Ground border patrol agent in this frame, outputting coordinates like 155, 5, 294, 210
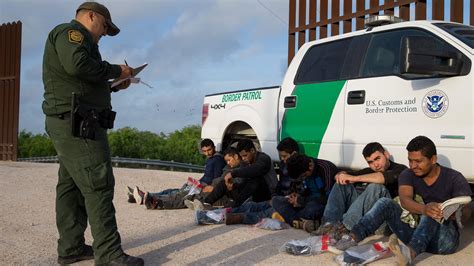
42, 2, 143, 265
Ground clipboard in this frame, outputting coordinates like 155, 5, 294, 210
111, 63, 148, 88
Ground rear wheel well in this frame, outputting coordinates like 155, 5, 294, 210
221, 121, 260, 152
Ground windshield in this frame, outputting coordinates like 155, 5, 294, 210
434, 22, 474, 49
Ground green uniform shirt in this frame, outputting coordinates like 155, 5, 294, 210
42, 20, 122, 116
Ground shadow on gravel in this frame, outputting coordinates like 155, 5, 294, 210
189, 230, 289, 264
121, 220, 209, 250
123, 223, 239, 264
456, 219, 474, 251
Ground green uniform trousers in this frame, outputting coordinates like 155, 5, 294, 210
46, 115, 123, 264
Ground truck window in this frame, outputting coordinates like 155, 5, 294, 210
295, 38, 353, 84
360, 28, 462, 78
434, 23, 474, 49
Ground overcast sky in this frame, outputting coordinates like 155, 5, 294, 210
2, 0, 470, 135
1, 0, 289, 134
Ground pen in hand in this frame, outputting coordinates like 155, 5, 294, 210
124, 59, 133, 76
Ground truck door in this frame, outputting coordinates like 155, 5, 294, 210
343, 27, 473, 169
280, 38, 353, 165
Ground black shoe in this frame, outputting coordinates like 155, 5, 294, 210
57, 244, 94, 265
126, 186, 136, 203
103, 253, 144, 266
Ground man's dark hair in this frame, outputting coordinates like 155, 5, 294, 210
406, 135, 437, 158
362, 142, 385, 158
236, 138, 255, 152
223, 147, 239, 157
286, 154, 311, 179
200, 138, 215, 148
277, 137, 300, 153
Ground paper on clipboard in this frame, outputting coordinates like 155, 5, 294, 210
111, 63, 148, 88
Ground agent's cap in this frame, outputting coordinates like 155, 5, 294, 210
77, 1, 120, 36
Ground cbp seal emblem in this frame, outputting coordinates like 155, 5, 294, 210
422, 90, 448, 118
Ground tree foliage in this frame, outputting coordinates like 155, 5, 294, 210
18, 125, 205, 165
18, 130, 57, 157
161, 125, 204, 165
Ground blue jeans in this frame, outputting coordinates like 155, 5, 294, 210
151, 188, 180, 196
271, 196, 325, 224
352, 198, 460, 256
232, 201, 274, 224
322, 183, 391, 229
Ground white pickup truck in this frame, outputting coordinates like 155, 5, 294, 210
201, 16, 474, 183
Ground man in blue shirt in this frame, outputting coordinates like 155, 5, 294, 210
199, 138, 227, 186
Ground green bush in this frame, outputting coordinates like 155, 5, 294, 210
18, 125, 205, 165
18, 130, 56, 157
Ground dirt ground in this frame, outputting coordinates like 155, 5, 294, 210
1, 161, 473, 265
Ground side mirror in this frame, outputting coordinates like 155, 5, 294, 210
400, 36, 463, 76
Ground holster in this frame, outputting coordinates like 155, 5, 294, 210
98, 109, 116, 129
71, 93, 116, 140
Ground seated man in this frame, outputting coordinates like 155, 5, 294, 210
223, 137, 301, 225
272, 154, 338, 232
314, 142, 407, 237
276, 137, 299, 196
198, 138, 228, 187
200, 138, 277, 208
333, 136, 472, 265
126, 138, 226, 209
185, 147, 246, 210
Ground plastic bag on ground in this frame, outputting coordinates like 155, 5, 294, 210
334, 241, 391, 265
280, 235, 335, 256
254, 218, 289, 230
186, 177, 203, 197
195, 209, 226, 225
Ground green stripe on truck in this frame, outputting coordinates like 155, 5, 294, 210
281, 80, 346, 157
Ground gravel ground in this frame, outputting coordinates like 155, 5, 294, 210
0, 161, 473, 265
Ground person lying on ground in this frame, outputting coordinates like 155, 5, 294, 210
125, 138, 226, 209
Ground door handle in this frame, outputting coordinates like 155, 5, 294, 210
347, 90, 365, 105
284, 96, 297, 108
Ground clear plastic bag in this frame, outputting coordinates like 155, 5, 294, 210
334, 241, 391, 265
195, 209, 226, 225
254, 218, 289, 230
280, 235, 335, 256
186, 177, 203, 197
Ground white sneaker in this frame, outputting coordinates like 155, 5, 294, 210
193, 199, 205, 210
125, 186, 135, 203
133, 186, 145, 205
184, 199, 195, 210
388, 234, 412, 266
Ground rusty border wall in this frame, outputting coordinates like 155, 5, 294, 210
0, 21, 22, 161
288, 0, 474, 64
